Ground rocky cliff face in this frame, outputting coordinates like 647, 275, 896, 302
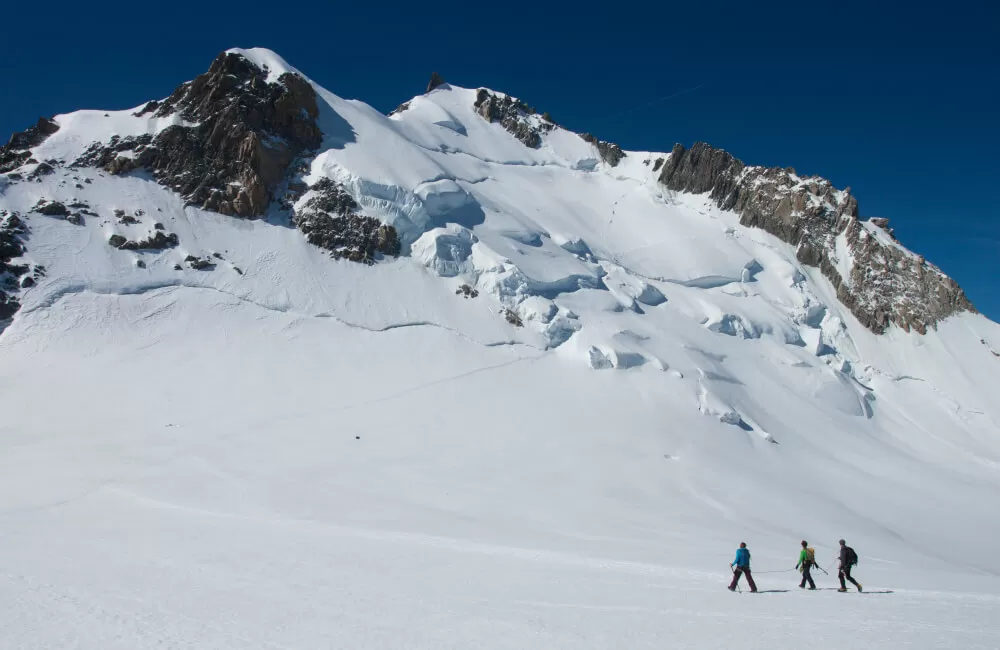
473, 89, 553, 148
292, 178, 400, 263
658, 142, 975, 333
579, 133, 626, 167
0, 118, 59, 175
0, 211, 45, 320
76, 52, 323, 218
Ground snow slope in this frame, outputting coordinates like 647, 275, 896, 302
0, 47, 998, 648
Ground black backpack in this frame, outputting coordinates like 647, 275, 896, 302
845, 546, 858, 566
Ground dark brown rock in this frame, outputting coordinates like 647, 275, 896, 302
184, 255, 215, 270
658, 142, 975, 334
292, 178, 400, 263
27, 161, 56, 180
0, 210, 32, 321
426, 72, 446, 93
473, 89, 551, 149
503, 308, 523, 327
388, 101, 411, 117
580, 133, 626, 167
0, 293, 17, 320
33, 200, 70, 217
108, 231, 179, 251
73, 52, 323, 218
134, 100, 160, 117
0, 117, 59, 174
868, 217, 896, 240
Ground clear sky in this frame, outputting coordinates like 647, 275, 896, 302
3, 0, 998, 321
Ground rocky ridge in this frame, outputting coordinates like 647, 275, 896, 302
473, 89, 554, 149
658, 142, 975, 333
579, 133, 626, 167
76, 52, 323, 218
0, 52, 979, 336
0, 118, 59, 174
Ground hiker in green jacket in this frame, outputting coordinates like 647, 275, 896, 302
795, 540, 818, 590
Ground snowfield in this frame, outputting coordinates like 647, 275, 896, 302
0, 47, 998, 648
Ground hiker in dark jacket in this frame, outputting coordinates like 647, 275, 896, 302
838, 539, 863, 592
728, 542, 757, 592
795, 540, 817, 590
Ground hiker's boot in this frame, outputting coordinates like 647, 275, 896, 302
857, 583, 863, 592
837, 587, 848, 592
728, 586, 736, 592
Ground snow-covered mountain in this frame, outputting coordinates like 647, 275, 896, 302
1, 48, 998, 648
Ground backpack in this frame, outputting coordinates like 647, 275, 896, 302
806, 547, 816, 564
845, 546, 858, 566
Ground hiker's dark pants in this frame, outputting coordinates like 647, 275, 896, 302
799, 563, 816, 589
730, 567, 757, 591
839, 565, 859, 589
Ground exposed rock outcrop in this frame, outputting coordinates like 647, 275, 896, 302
74, 134, 154, 173
658, 142, 975, 333
32, 200, 70, 217
580, 133, 626, 167
27, 161, 57, 180
184, 255, 215, 270
108, 231, 179, 251
1, 212, 41, 320
0, 117, 59, 174
426, 72, 446, 94
868, 217, 896, 240
388, 101, 411, 117
292, 178, 400, 264
473, 89, 552, 148
74, 52, 323, 218
502, 308, 524, 327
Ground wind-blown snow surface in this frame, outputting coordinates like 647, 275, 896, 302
1, 48, 999, 648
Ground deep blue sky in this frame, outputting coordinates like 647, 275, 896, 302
4, 0, 998, 320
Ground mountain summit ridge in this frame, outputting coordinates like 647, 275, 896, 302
0, 48, 976, 338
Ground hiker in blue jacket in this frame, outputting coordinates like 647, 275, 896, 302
729, 542, 758, 592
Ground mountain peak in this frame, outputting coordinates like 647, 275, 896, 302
426, 72, 447, 94
0, 47, 983, 340
224, 47, 302, 83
